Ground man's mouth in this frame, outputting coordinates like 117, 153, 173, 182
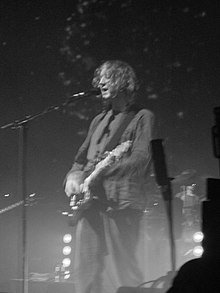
101, 87, 109, 94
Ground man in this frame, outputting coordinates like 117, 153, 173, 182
64, 60, 154, 293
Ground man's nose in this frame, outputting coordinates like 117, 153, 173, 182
99, 77, 106, 87
99, 82, 105, 87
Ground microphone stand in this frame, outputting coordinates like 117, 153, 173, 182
0, 91, 97, 293
151, 139, 176, 291
212, 107, 220, 176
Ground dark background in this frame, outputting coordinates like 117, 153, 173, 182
0, 0, 219, 290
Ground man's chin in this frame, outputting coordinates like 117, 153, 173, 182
101, 94, 111, 100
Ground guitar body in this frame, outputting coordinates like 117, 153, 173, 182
68, 140, 132, 226
68, 203, 91, 226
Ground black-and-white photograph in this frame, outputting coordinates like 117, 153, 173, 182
0, 1, 219, 292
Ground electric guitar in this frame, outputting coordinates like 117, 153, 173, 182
68, 140, 132, 224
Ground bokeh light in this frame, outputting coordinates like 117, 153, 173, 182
193, 245, 204, 257
63, 234, 72, 244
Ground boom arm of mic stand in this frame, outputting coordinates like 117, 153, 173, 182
0, 92, 91, 130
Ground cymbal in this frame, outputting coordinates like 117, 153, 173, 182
172, 169, 197, 184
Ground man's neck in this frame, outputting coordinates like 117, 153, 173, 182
111, 95, 127, 113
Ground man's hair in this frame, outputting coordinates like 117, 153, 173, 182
92, 60, 139, 94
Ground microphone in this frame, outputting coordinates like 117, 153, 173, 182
69, 88, 101, 99
65, 88, 101, 106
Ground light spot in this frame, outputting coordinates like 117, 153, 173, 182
177, 112, 184, 119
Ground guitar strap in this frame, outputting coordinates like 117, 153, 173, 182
103, 110, 136, 153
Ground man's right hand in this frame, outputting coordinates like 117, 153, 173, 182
64, 173, 82, 197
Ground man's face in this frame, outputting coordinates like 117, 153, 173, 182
98, 66, 118, 100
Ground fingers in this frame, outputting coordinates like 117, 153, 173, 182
79, 183, 84, 193
65, 180, 80, 197
65, 185, 72, 197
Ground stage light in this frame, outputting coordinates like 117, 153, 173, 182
63, 234, 72, 243
193, 245, 204, 257
193, 231, 204, 243
62, 257, 71, 267
63, 245, 71, 255
64, 270, 70, 280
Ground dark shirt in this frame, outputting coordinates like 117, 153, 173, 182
87, 110, 124, 161
67, 107, 154, 210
